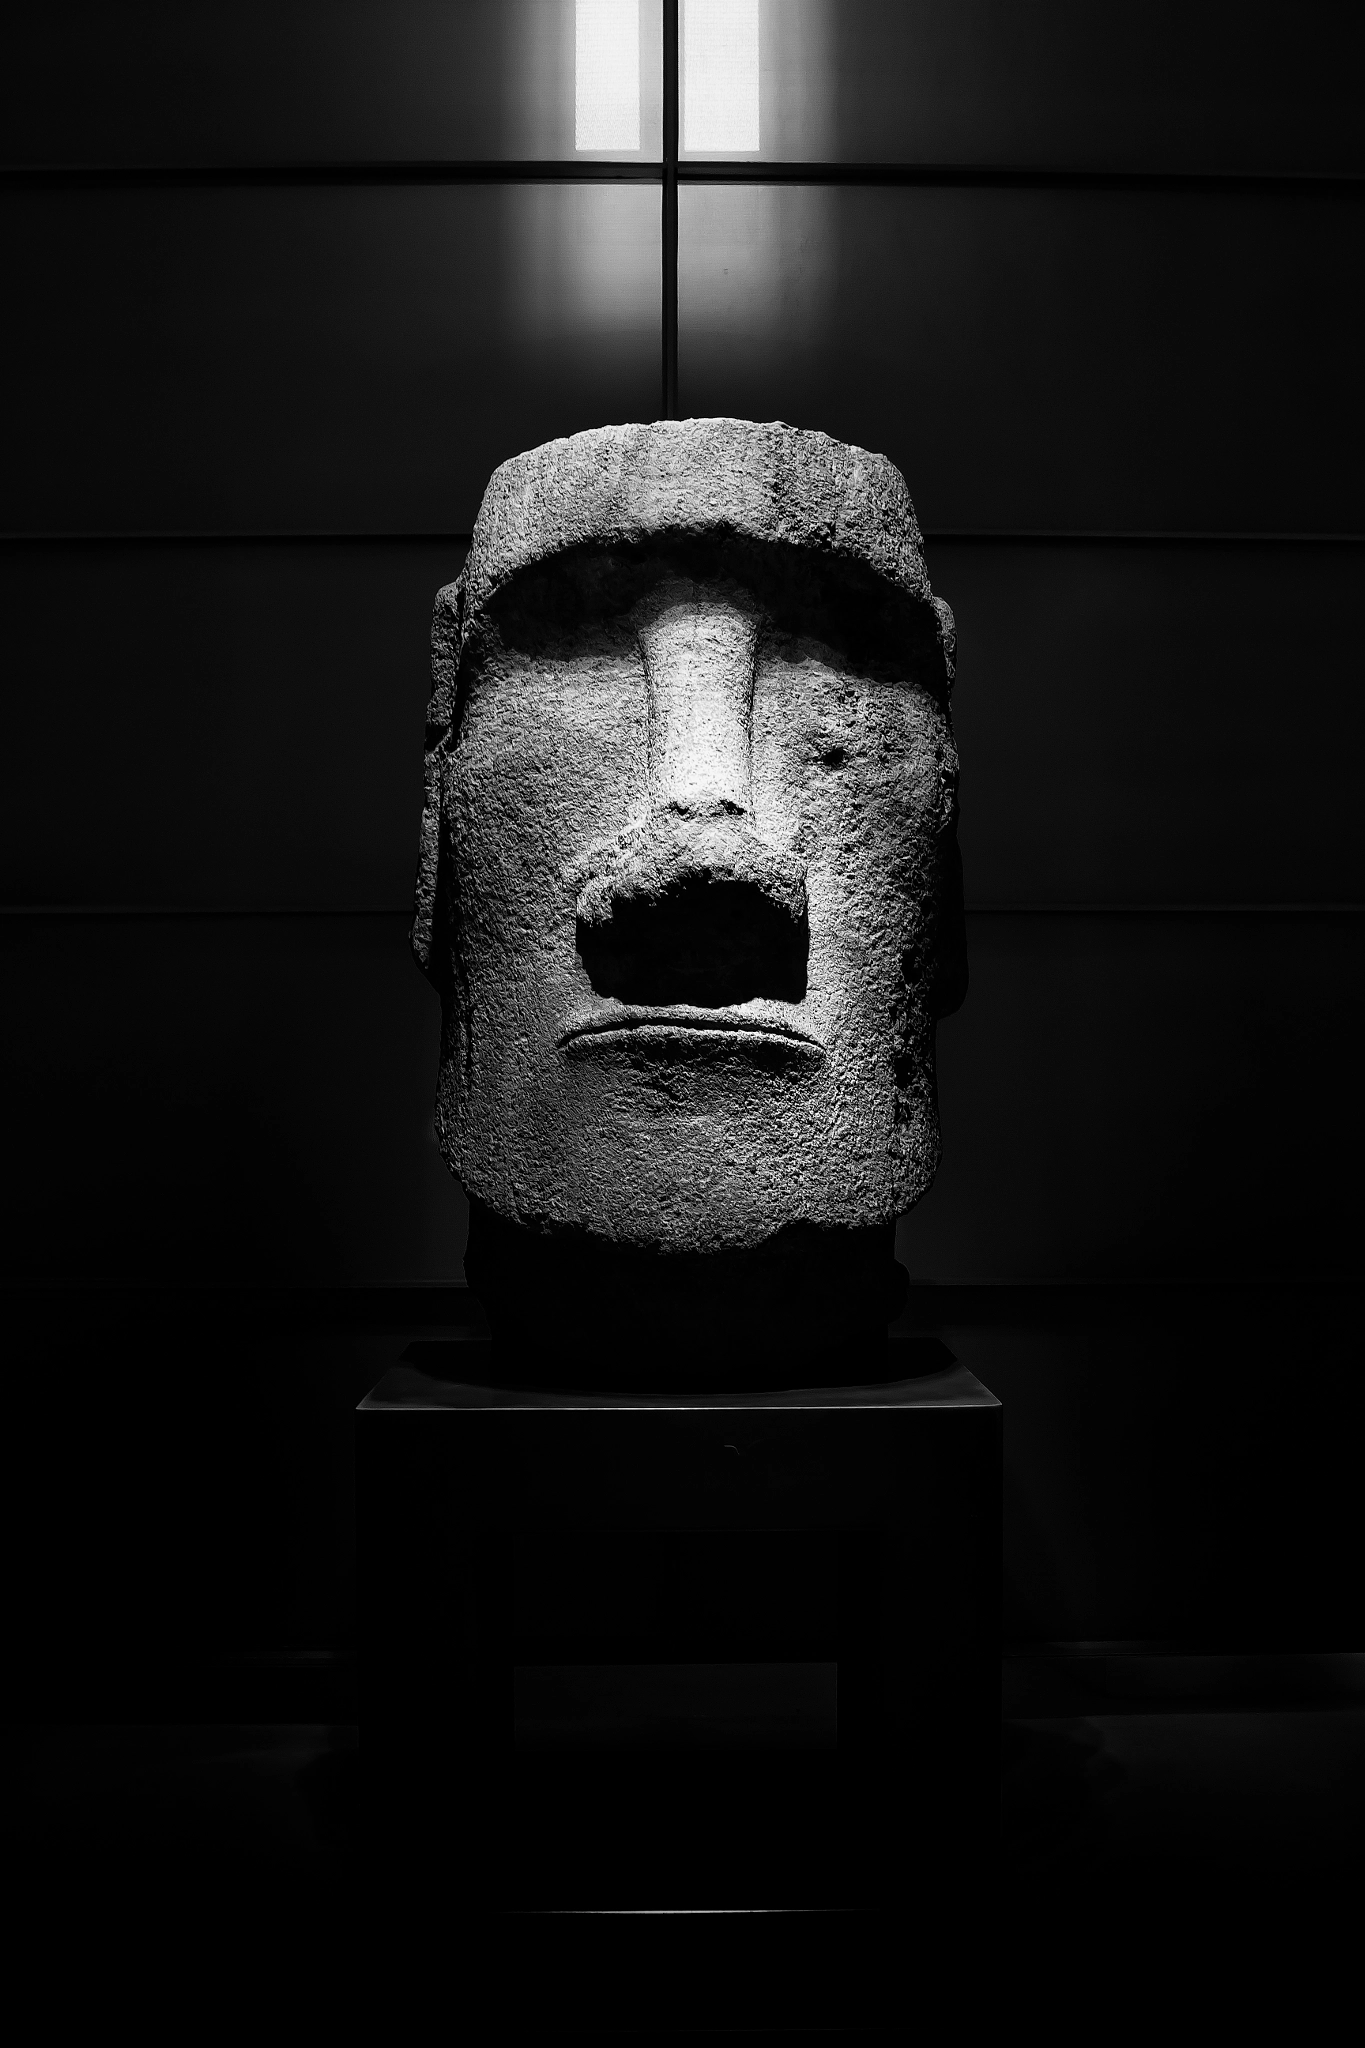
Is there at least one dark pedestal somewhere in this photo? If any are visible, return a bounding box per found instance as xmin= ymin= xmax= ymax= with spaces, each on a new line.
xmin=358 ymin=1340 xmax=1000 ymax=1914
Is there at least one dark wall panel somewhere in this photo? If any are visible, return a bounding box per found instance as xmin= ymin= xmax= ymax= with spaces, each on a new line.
xmin=680 ymin=185 xmax=1365 ymax=533
xmin=1 ymin=185 xmax=660 ymax=535
xmin=0 ymin=914 xmax=465 ymax=1286
xmin=749 ymin=0 xmax=1365 ymax=171
xmin=5 ymin=540 xmax=1357 ymax=912
xmin=3 ymin=1 xmax=664 ymax=166
xmin=0 ymin=541 xmax=464 ymax=910
xmin=4 ymin=1300 xmax=377 ymax=1696
xmin=943 ymin=1288 xmax=1364 ymax=1646
xmin=901 ymin=912 xmax=1364 ymax=1284
xmin=936 ymin=540 xmax=1365 ymax=906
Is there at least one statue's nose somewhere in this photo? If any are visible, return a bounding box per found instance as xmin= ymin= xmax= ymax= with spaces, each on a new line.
xmin=640 ymin=582 xmax=756 ymax=822
xmin=571 ymin=580 xmax=809 ymax=1008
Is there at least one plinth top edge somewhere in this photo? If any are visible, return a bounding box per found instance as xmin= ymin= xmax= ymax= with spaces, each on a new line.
xmin=357 ymin=1360 xmax=999 ymax=1414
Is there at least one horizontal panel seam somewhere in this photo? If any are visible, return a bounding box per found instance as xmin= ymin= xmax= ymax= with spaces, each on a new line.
xmin=683 ymin=164 xmax=1365 ymax=194
xmin=967 ymin=902 xmax=1365 ymax=917
xmin=4 ymin=161 xmax=1363 ymax=195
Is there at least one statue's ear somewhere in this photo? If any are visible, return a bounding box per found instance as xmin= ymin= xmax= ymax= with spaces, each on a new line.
xmin=926 ymin=593 xmax=966 ymax=1018
xmin=409 ymin=748 xmax=445 ymax=986
xmin=410 ymin=580 xmax=463 ymax=989
xmin=931 ymin=829 xmax=969 ymax=1020
xmin=931 ymin=594 xmax=956 ymax=698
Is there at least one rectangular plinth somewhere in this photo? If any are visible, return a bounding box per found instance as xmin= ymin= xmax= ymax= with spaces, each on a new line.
xmin=358 ymin=1341 xmax=1001 ymax=1910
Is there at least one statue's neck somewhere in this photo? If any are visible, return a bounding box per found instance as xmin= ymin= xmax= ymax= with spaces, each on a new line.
xmin=462 ymin=1198 xmax=907 ymax=1391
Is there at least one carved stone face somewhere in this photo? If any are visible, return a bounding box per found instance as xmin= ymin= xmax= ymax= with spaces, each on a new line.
xmin=412 ymin=421 xmax=965 ymax=1260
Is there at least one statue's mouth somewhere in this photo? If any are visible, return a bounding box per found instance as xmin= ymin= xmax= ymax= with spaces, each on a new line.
xmin=558 ymin=1005 xmax=822 ymax=1060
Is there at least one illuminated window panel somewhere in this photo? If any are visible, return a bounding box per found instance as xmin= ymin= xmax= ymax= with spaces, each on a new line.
xmin=576 ymin=0 xmax=642 ymax=152
xmin=684 ymin=0 xmax=760 ymax=154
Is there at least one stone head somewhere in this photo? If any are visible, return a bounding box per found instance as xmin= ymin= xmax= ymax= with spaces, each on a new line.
xmin=412 ymin=419 xmax=965 ymax=1346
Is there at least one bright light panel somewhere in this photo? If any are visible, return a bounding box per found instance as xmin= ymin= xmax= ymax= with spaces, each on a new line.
xmin=576 ymin=0 xmax=641 ymax=152
xmin=684 ymin=0 xmax=760 ymax=153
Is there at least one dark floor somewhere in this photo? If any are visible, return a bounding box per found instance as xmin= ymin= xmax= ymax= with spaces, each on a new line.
xmin=8 ymin=1681 xmax=1362 ymax=2036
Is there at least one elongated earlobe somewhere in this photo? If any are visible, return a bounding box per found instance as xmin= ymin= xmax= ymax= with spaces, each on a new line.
xmin=411 ymin=579 xmax=464 ymax=988
xmin=409 ymin=762 xmax=443 ymax=985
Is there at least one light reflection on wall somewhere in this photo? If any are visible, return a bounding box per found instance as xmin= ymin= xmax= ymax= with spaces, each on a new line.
xmin=679 ymin=183 xmax=839 ymax=414
xmin=501 ymin=183 xmax=660 ymax=452
xmin=756 ymin=0 xmax=835 ymax=159
xmin=576 ymin=0 xmax=642 ymax=152
xmin=508 ymin=181 xmax=658 ymax=335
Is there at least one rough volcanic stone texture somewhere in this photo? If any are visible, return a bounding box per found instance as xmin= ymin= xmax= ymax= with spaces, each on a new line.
xmin=412 ymin=418 xmax=966 ymax=1255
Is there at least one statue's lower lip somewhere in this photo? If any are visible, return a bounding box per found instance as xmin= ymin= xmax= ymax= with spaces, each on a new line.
xmin=558 ymin=1010 xmax=822 ymax=1056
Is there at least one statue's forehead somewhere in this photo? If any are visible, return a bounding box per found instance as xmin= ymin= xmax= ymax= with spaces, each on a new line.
xmin=462 ymin=418 xmax=931 ymax=622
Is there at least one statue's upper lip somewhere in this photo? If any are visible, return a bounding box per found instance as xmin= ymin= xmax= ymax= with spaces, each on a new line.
xmin=558 ymin=1005 xmax=822 ymax=1053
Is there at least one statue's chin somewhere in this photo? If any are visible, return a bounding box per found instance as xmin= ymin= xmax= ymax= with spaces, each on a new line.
xmin=438 ymin=1076 xmax=939 ymax=1255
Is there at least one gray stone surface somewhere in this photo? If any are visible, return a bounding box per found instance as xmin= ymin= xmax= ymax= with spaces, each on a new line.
xmin=412 ymin=418 xmax=965 ymax=1262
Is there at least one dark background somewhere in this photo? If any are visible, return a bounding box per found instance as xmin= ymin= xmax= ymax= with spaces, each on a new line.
xmin=3 ymin=1 xmax=1362 ymax=1725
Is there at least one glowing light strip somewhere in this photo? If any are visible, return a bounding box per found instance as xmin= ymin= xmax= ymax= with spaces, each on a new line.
xmin=684 ymin=0 xmax=760 ymax=154
xmin=575 ymin=0 xmax=641 ymax=153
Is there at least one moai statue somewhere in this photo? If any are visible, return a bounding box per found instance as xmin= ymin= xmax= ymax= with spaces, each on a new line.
xmin=411 ymin=420 xmax=965 ymax=1365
